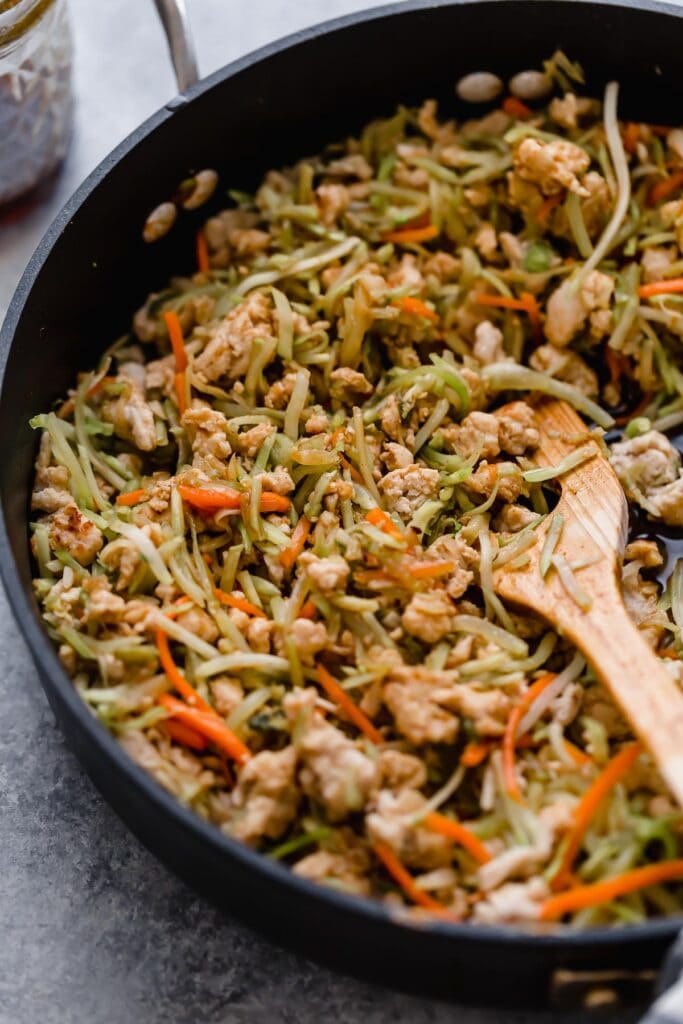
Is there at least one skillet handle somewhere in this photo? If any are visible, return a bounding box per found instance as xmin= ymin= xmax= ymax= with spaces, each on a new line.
xmin=152 ymin=0 xmax=199 ymax=92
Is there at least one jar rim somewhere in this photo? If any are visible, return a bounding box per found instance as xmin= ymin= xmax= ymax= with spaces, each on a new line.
xmin=0 ymin=0 xmax=55 ymax=46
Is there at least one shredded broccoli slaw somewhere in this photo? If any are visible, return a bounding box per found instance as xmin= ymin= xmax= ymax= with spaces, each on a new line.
xmin=28 ymin=54 xmax=683 ymax=928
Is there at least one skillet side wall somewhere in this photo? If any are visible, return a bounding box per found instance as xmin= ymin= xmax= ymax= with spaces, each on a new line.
xmin=1 ymin=0 xmax=683 ymax=1003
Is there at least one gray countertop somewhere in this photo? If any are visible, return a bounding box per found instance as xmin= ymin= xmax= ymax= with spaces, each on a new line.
xmin=0 ymin=2 xmax=658 ymax=1021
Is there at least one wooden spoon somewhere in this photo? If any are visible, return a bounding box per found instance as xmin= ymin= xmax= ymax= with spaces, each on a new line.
xmin=492 ymin=397 xmax=683 ymax=808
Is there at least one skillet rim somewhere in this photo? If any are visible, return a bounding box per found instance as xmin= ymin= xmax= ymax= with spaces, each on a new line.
xmin=2 ymin=0 xmax=683 ymax=959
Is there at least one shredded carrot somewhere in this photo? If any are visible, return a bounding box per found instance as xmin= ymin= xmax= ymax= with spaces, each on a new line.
xmin=605 ymin=347 xmax=626 ymax=387
xmin=540 ymin=859 xmax=683 ymax=921
xmin=163 ymin=309 xmax=188 ymax=372
xmin=391 ymin=295 xmax=439 ymax=323
xmin=298 ymin=599 xmax=318 ymax=620
xmin=316 ymin=663 xmax=383 ymax=744
xmin=535 ymin=192 xmax=563 ymax=225
xmin=159 ymin=693 xmax=251 ymax=765
xmin=423 ymin=811 xmax=492 ymax=865
xmin=472 ymin=291 xmax=542 ymax=340
xmin=156 ymin=629 xmax=213 ymax=713
xmin=503 ymin=95 xmax=533 ymax=120
xmin=280 ymin=515 xmax=312 ymax=570
xmin=659 ymin=645 xmax=681 ymax=660
xmin=551 ymin=742 xmax=642 ymax=890
xmin=85 ymin=374 xmax=115 ymax=399
xmin=196 ymin=229 xmax=210 ymax=273
xmin=407 ymin=560 xmax=456 ymax=580
xmin=177 ymin=484 xmax=291 ymax=514
xmin=622 ymin=122 xmax=640 ymax=156
xmin=460 ymin=741 xmax=492 ymax=767
xmin=365 ymin=507 xmax=406 ymax=543
xmin=372 ymin=841 xmax=457 ymax=919
xmin=115 ymin=488 xmax=148 ymax=506
xmin=382 ymin=224 xmax=439 ymax=245
xmin=174 ymin=371 xmax=188 ymax=416
xmin=502 ymin=672 xmax=557 ymax=802
xmin=638 ymin=277 xmax=683 ymax=298
xmin=338 ymin=451 xmax=364 ymax=484
xmin=160 ymin=718 xmax=209 ymax=751
xmin=648 ymin=169 xmax=683 ymax=206
xmin=614 ymin=391 xmax=654 ymax=427
xmin=213 ymin=587 xmax=267 ymax=618
xmin=563 ymin=739 xmax=593 ymax=767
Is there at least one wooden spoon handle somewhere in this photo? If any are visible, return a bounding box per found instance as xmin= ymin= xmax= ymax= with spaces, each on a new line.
xmin=553 ymin=594 xmax=683 ymax=807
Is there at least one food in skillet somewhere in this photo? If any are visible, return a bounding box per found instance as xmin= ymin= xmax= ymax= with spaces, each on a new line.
xmin=30 ymin=52 xmax=683 ymax=926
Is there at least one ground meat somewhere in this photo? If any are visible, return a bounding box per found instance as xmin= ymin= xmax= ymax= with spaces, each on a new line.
xmin=285 ymin=689 xmax=380 ymax=822
xmin=383 ymin=672 xmax=460 ymax=746
xmin=329 ymin=367 xmax=373 ymax=402
xmin=194 ymin=292 xmax=275 ymax=383
xmin=290 ymin=617 xmax=328 ymax=661
xmin=402 ymin=591 xmax=457 ymax=644
xmin=544 ymin=271 xmax=613 ymax=347
xmin=182 ymin=404 xmax=232 ymax=461
xmin=233 ymin=422 xmax=275 ymax=458
xmin=472 ymin=320 xmax=507 ymax=365
xmin=366 ymin=789 xmax=452 ymax=869
xmin=548 ymin=93 xmax=598 ymax=130
xmin=467 ymin=461 xmax=526 ymax=504
xmin=494 ymin=402 xmax=539 ymax=455
xmin=99 ymin=538 xmax=141 ymax=591
xmin=299 ymin=552 xmax=349 ymax=592
xmin=229 ymin=747 xmax=299 ymax=844
xmin=448 ymin=686 xmax=511 ymax=737
xmin=530 ymin=344 xmax=598 ymax=396
xmin=316 ymin=183 xmax=351 ymax=226
xmin=381 ymin=442 xmax=414 ymax=471
xmin=378 ymin=465 xmax=440 ymax=519
xmin=264 ymin=372 xmax=297 ymax=410
xmin=610 ymin=431 xmax=680 ymax=497
xmin=493 ymin=503 xmax=538 ymax=533
xmin=514 ymin=137 xmax=590 ymax=196
xmin=641 ymin=246 xmax=676 ymax=283
xmin=475 ymin=222 xmax=497 ymax=260
xmin=378 ymin=749 xmax=427 ymax=791
xmin=48 ymin=504 xmax=103 ymax=565
xmin=443 ymin=411 xmax=500 ymax=460
xmin=256 ymin=466 xmax=295 ymax=495
xmin=102 ymin=373 xmax=157 ymax=452
xmin=426 ymin=534 xmax=478 ymax=599
xmin=622 ymin=553 xmax=669 ymax=649
xmin=211 ymin=677 xmax=244 ymax=717
xmin=176 ymin=606 xmax=219 ymax=644
xmin=293 ymin=831 xmax=371 ymax=896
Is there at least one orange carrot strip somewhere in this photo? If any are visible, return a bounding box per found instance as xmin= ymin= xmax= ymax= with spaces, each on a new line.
xmin=365 ymin=507 xmax=406 ymax=543
xmin=372 ymin=841 xmax=458 ymax=920
xmin=115 ymin=488 xmax=148 ymax=506
xmin=159 ymin=693 xmax=251 ymax=765
xmin=535 ymin=192 xmax=563 ymax=224
xmin=551 ymin=742 xmax=642 ymax=890
xmin=638 ymin=278 xmax=683 ymax=298
xmin=177 ymin=484 xmax=290 ymax=514
xmin=280 ymin=515 xmax=312 ymax=570
xmin=502 ymin=672 xmax=558 ymax=802
xmin=605 ymin=347 xmax=626 ymax=387
xmin=213 ymin=587 xmax=266 ymax=618
xmin=407 ymin=560 xmax=456 ymax=580
xmin=316 ymin=663 xmax=383 ymax=744
xmin=520 ymin=290 xmax=543 ymax=340
xmin=391 ymin=295 xmax=439 ymax=323
xmin=648 ymin=170 xmax=683 ymax=206
xmin=382 ymin=224 xmax=439 ymax=245
xmin=503 ymin=96 xmax=533 ymax=120
xmin=156 ymin=630 xmax=213 ymax=714
xmin=472 ymin=291 xmax=542 ymax=339
xmin=160 ymin=718 xmax=209 ymax=751
xmin=423 ymin=811 xmax=492 ymax=865
xmin=163 ymin=309 xmax=188 ymax=372
xmin=338 ymin=451 xmax=364 ymax=484
xmin=86 ymin=374 xmax=116 ymax=399
xmin=196 ymin=229 xmax=210 ymax=273
xmin=540 ymin=860 xmax=683 ymax=921
xmin=174 ymin=371 xmax=188 ymax=415
xmin=563 ymin=739 xmax=593 ymax=767
xmin=460 ymin=741 xmax=493 ymax=767
xmin=298 ymin=599 xmax=318 ymax=620
xmin=622 ymin=122 xmax=640 ymax=156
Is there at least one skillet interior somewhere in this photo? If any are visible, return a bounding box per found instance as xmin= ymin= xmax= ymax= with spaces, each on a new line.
xmin=2 ymin=0 xmax=683 ymax=1004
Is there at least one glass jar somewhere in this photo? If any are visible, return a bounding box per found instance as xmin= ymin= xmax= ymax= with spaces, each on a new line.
xmin=0 ymin=0 xmax=74 ymax=205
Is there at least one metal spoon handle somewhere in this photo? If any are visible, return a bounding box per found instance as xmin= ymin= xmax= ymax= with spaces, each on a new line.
xmin=152 ymin=0 xmax=199 ymax=92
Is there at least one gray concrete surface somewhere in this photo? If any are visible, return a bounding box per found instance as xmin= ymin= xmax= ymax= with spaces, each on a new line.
xmin=0 ymin=1 xmax=659 ymax=1021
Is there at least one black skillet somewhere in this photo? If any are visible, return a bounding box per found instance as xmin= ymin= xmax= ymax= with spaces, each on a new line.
xmin=2 ymin=0 xmax=683 ymax=1009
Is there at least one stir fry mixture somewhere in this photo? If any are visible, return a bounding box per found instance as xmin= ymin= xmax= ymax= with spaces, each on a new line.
xmin=30 ymin=54 xmax=683 ymax=927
